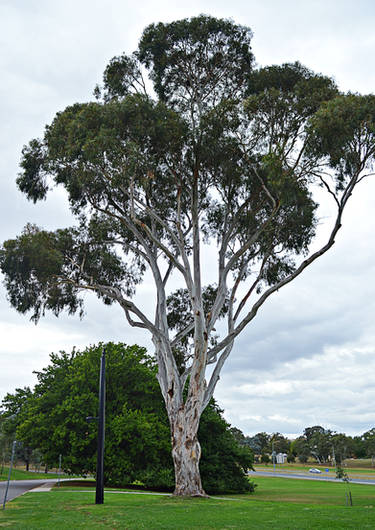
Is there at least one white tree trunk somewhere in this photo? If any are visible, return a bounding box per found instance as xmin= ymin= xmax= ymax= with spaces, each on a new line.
xmin=169 ymin=405 xmax=206 ymax=496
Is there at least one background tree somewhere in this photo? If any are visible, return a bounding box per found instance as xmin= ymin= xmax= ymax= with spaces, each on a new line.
xmin=304 ymin=426 xmax=332 ymax=463
xmin=1 ymin=342 xmax=254 ymax=494
xmin=331 ymin=432 xmax=353 ymax=465
xmin=292 ymin=436 xmax=311 ymax=463
xmin=1 ymin=15 xmax=375 ymax=495
xmin=230 ymin=427 xmax=247 ymax=446
xmin=0 ymin=387 xmax=34 ymax=470
xmin=270 ymin=432 xmax=290 ymax=454
xmin=351 ymin=436 xmax=366 ymax=459
xmin=249 ymin=432 xmax=271 ymax=455
xmin=362 ymin=428 xmax=375 ymax=467
xmin=0 ymin=414 xmax=12 ymax=474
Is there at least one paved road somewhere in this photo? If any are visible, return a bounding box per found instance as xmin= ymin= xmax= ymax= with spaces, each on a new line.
xmin=0 ymin=479 xmax=58 ymax=506
xmin=249 ymin=470 xmax=375 ymax=485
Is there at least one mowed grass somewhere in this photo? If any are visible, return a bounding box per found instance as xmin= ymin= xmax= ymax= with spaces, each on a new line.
xmin=0 ymin=467 xmax=67 ymax=481
xmin=252 ymin=476 xmax=375 ymax=506
xmin=1 ymin=477 xmax=375 ymax=529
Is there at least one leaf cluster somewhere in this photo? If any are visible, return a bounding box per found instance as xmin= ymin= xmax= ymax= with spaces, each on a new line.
xmin=0 ymin=221 xmax=139 ymax=322
xmin=307 ymin=94 xmax=375 ymax=186
xmin=137 ymin=15 xmax=254 ymax=109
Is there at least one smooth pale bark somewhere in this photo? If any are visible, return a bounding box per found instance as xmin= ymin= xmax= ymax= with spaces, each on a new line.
xmin=157 ymin=328 xmax=209 ymax=496
xmin=169 ymin=406 xmax=205 ymax=496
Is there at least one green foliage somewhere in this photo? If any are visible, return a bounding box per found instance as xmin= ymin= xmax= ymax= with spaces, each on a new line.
xmin=270 ymin=432 xmax=290 ymax=454
xmin=303 ymin=425 xmax=332 ymax=463
xmin=198 ymin=402 xmax=255 ymax=494
xmin=292 ymin=436 xmax=311 ymax=463
xmin=362 ymin=428 xmax=375 ymax=462
xmin=0 ymin=387 xmax=35 ymax=469
xmin=1 ymin=343 xmax=253 ymax=494
xmin=0 ymin=221 xmax=139 ymax=322
xmin=10 ymin=343 xmax=169 ymax=482
xmin=288 ymin=426 xmax=354 ymax=465
xmin=102 ymin=53 xmax=145 ymax=101
xmin=230 ymin=427 xmax=247 ymax=446
xmin=331 ymin=433 xmax=353 ymax=465
xmin=351 ymin=436 xmax=366 ymax=459
xmin=307 ymin=94 xmax=375 ymax=186
xmin=248 ymin=432 xmax=271 ymax=454
xmin=137 ymin=15 xmax=254 ymax=107
xmin=0 ymin=15 xmax=359 ymax=328
xmin=248 ymin=62 xmax=338 ymax=115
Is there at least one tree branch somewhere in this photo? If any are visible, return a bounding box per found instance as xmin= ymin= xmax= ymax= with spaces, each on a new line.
xmin=171 ymin=321 xmax=194 ymax=348
xmin=203 ymin=341 xmax=234 ymax=411
xmin=206 ymin=169 xmax=361 ymax=363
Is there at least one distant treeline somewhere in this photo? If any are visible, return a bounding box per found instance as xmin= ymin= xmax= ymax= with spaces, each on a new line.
xmin=231 ymin=426 xmax=375 ymax=465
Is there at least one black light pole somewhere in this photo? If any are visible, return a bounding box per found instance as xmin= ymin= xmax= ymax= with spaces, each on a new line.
xmin=95 ymin=348 xmax=106 ymax=504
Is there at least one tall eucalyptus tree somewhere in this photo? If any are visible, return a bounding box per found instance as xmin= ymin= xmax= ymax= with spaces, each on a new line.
xmin=1 ymin=16 xmax=375 ymax=495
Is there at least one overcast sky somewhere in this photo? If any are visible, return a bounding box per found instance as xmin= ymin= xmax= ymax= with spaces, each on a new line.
xmin=1 ymin=0 xmax=375 ymax=439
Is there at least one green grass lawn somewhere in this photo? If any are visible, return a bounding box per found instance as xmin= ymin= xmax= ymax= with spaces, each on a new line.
xmin=0 ymin=466 xmax=80 ymax=481
xmin=253 ymin=476 xmax=374 ymax=506
xmin=1 ymin=476 xmax=375 ymax=529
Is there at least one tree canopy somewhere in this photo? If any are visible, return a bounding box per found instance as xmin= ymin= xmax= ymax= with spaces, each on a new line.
xmin=1 ymin=15 xmax=375 ymax=495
